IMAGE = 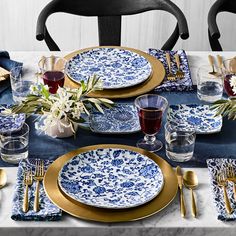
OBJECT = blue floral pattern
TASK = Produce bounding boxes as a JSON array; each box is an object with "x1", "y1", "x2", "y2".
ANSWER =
[
  {"x1": 148, "y1": 49, "x2": 193, "y2": 91},
  {"x1": 167, "y1": 104, "x2": 222, "y2": 134},
  {"x1": 207, "y1": 159, "x2": 236, "y2": 221},
  {"x1": 89, "y1": 103, "x2": 140, "y2": 134},
  {"x1": 58, "y1": 148, "x2": 164, "y2": 209},
  {"x1": 67, "y1": 48, "x2": 152, "y2": 89},
  {"x1": 0, "y1": 104, "x2": 25, "y2": 134},
  {"x1": 11, "y1": 159, "x2": 62, "y2": 221}
]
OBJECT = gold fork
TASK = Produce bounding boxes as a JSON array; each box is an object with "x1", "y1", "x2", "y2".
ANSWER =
[
  {"x1": 174, "y1": 54, "x2": 184, "y2": 79},
  {"x1": 166, "y1": 52, "x2": 176, "y2": 81},
  {"x1": 217, "y1": 173, "x2": 233, "y2": 214},
  {"x1": 23, "y1": 169, "x2": 33, "y2": 213},
  {"x1": 226, "y1": 165, "x2": 236, "y2": 201},
  {"x1": 33, "y1": 160, "x2": 44, "y2": 212}
]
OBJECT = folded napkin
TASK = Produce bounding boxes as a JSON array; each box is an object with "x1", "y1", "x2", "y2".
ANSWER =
[
  {"x1": 0, "y1": 51, "x2": 23, "y2": 94},
  {"x1": 148, "y1": 49, "x2": 193, "y2": 92},
  {"x1": 207, "y1": 158, "x2": 236, "y2": 221},
  {"x1": 11, "y1": 159, "x2": 62, "y2": 221},
  {"x1": 0, "y1": 51, "x2": 23, "y2": 72}
]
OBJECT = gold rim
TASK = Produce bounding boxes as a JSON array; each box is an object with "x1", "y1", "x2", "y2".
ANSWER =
[
  {"x1": 64, "y1": 46, "x2": 165, "y2": 99},
  {"x1": 44, "y1": 144, "x2": 177, "y2": 222}
]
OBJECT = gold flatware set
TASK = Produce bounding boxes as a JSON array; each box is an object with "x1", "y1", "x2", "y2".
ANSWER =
[
  {"x1": 176, "y1": 166, "x2": 198, "y2": 218},
  {"x1": 23, "y1": 160, "x2": 45, "y2": 213},
  {"x1": 217, "y1": 165, "x2": 236, "y2": 215},
  {"x1": 208, "y1": 54, "x2": 224, "y2": 76},
  {"x1": 166, "y1": 53, "x2": 185, "y2": 81}
]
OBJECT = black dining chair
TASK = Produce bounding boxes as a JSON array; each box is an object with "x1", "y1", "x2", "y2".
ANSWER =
[
  {"x1": 208, "y1": 0, "x2": 236, "y2": 51},
  {"x1": 36, "y1": 0, "x2": 189, "y2": 51}
]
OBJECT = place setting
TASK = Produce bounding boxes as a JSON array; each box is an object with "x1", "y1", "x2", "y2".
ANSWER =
[{"x1": 0, "y1": 46, "x2": 236, "y2": 225}]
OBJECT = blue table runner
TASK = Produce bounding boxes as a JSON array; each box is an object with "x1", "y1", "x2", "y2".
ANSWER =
[{"x1": 0, "y1": 86, "x2": 236, "y2": 168}]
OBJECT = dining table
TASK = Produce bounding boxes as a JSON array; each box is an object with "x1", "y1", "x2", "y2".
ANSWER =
[{"x1": 0, "y1": 51, "x2": 236, "y2": 236}]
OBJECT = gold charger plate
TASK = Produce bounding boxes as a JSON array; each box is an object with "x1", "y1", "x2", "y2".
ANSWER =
[
  {"x1": 44, "y1": 144, "x2": 178, "y2": 222},
  {"x1": 64, "y1": 46, "x2": 165, "y2": 99}
]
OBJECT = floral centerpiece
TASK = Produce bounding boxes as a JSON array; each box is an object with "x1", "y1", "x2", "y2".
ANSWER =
[{"x1": 7, "y1": 76, "x2": 113, "y2": 138}]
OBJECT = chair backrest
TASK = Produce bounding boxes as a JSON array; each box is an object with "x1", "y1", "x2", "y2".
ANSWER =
[
  {"x1": 208, "y1": 0, "x2": 236, "y2": 51},
  {"x1": 36, "y1": 0, "x2": 189, "y2": 51}
]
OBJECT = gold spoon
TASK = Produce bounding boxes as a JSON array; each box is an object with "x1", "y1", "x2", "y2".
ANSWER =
[
  {"x1": 183, "y1": 171, "x2": 198, "y2": 217},
  {"x1": 0, "y1": 169, "x2": 7, "y2": 189},
  {"x1": 208, "y1": 55, "x2": 219, "y2": 76}
]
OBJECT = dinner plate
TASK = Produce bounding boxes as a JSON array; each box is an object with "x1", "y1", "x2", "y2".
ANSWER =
[
  {"x1": 66, "y1": 47, "x2": 152, "y2": 89},
  {"x1": 58, "y1": 148, "x2": 164, "y2": 209},
  {"x1": 44, "y1": 144, "x2": 178, "y2": 222},
  {"x1": 167, "y1": 104, "x2": 223, "y2": 134},
  {"x1": 0, "y1": 104, "x2": 25, "y2": 133},
  {"x1": 64, "y1": 46, "x2": 165, "y2": 99},
  {"x1": 89, "y1": 103, "x2": 140, "y2": 134}
]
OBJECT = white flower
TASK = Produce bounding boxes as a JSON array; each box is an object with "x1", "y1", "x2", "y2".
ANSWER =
[
  {"x1": 229, "y1": 76, "x2": 236, "y2": 89},
  {"x1": 10, "y1": 76, "x2": 113, "y2": 136},
  {"x1": 232, "y1": 86, "x2": 236, "y2": 95}
]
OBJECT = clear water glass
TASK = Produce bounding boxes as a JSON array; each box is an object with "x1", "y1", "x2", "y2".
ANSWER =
[
  {"x1": 0, "y1": 123, "x2": 29, "y2": 164},
  {"x1": 197, "y1": 65, "x2": 223, "y2": 103},
  {"x1": 10, "y1": 66, "x2": 35, "y2": 104},
  {"x1": 165, "y1": 123, "x2": 196, "y2": 162}
]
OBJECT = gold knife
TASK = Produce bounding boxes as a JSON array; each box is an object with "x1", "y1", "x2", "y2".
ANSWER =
[{"x1": 176, "y1": 166, "x2": 186, "y2": 218}]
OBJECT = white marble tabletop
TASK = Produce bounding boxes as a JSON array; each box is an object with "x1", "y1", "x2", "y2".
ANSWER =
[{"x1": 1, "y1": 51, "x2": 236, "y2": 236}]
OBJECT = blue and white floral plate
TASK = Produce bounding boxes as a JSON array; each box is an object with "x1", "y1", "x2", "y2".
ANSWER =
[
  {"x1": 58, "y1": 148, "x2": 164, "y2": 209},
  {"x1": 67, "y1": 48, "x2": 152, "y2": 89},
  {"x1": 167, "y1": 104, "x2": 223, "y2": 134},
  {"x1": 0, "y1": 105, "x2": 25, "y2": 134},
  {"x1": 89, "y1": 104, "x2": 141, "y2": 134}
]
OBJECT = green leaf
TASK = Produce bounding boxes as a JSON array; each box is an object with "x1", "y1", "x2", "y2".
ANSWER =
[
  {"x1": 83, "y1": 105, "x2": 90, "y2": 115},
  {"x1": 94, "y1": 103, "x2": 104, "y2": 114},
  {"x1": 80, "y1": 81, "x2": 86, "y2": 92},
  {"x1": 98, "y1": 98, "x2": 114, "y2": 104},
  {"x1": 86, "y1": 98, "x2": 101, "y2": 104},
  {"x1": 40, "y1": 85, "x2": 50, "y2": 99}
]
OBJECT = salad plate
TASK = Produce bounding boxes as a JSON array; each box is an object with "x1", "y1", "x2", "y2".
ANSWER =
[
  {"x1": 58, "y1": 148, "x2": 164, "y2": 209},
  {"x1": 90, "y1": 103, "x2": 140, "y2": 134},
  {"x1": 167, "y1": 104, "x2": 222, "y2": 134},
  {"x1": 66, "y1": 47, "x2": 152, "y2": 89},
  {"x1": 0, "y1": 105, "x2": 25, "y2": 133}
]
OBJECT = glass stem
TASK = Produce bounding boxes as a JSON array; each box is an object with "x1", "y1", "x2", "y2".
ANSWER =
[{"x1": 144, "y1": 134, "x2": 156, "y2": 144}]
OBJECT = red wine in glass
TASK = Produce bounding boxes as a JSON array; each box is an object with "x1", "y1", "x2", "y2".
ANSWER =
[
  {"x1": 138, "y1": 107, "x2": 163, "y2": 135},
  {"x1": 224, "y1": 74, "x2": 236, "y2": 97},
  {"x1": 42, "y1": 71, "x2": 65, "y2": 94}
]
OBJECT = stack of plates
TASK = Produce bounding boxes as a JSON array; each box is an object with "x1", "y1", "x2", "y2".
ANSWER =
[
  {"x1": 0, "y1": 105, "x2": 25, "y2": 134},
  {"x1": 64, "y1": 46, "x2": 165, "y2": 99},
  {"x1": 44, "y1": 144, "x2": 178, "y2": 222}
]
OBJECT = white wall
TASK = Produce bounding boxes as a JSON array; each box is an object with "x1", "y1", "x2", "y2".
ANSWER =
[{"x1": 0, "y1": 0, "x2": 236, "y2": 51}]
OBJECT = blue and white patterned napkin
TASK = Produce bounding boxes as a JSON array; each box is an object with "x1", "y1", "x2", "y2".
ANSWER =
[
  {"x1": 11, "y1": 159, "x2": 62, "y2": 221},
  {"x1": 207, "y1": 158, "x2": 236, "y2": 221},
  {"x1": 148, "y1": 49, "x2": 193, "y2": 92}
]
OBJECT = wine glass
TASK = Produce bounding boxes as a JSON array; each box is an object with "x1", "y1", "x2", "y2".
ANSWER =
[
  {"x1": 38, "y1": 56, "x2": 67, "y2": 94},
  {"x1": 135, "y1": 94, "x2": 168, "y2": 152}
]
